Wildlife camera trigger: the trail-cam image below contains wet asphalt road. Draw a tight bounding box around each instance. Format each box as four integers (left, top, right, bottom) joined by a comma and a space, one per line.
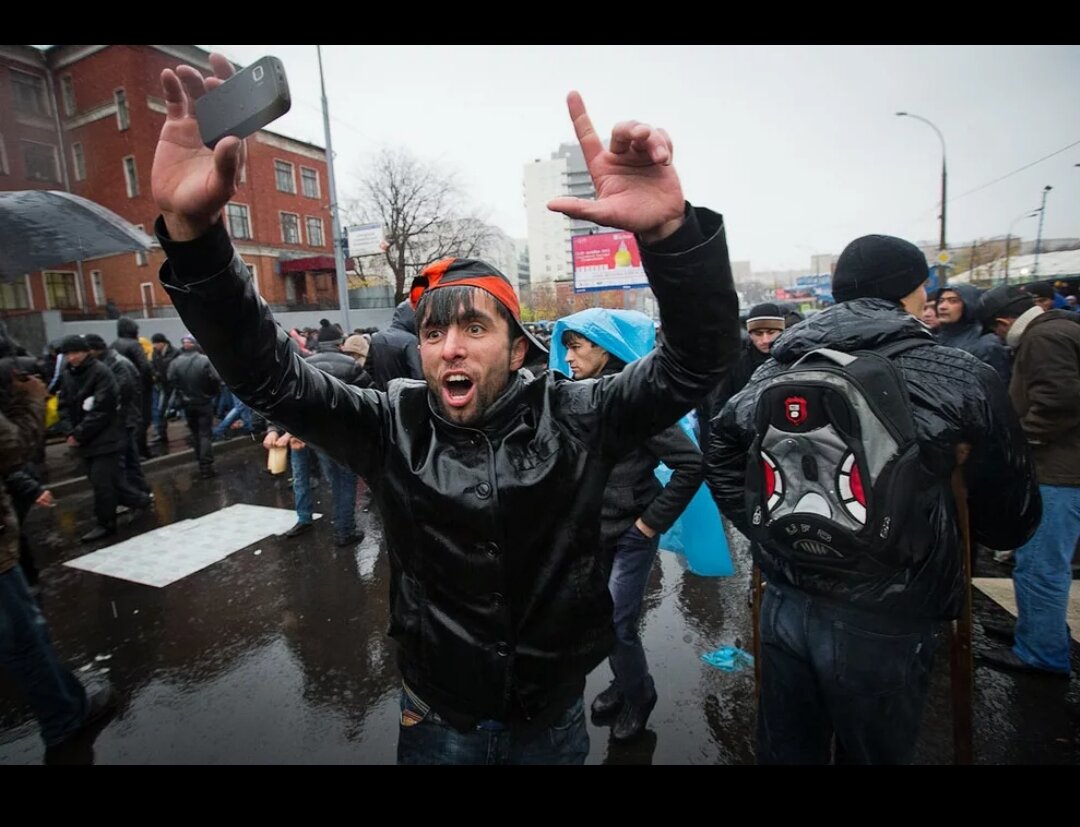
1, 442, 1078, 764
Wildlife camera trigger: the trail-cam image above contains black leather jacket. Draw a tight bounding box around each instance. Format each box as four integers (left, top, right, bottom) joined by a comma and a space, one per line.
58, 357, 124, 457
157, 205, 739, 731
706, 297, 1041, 620
306, 343, 373, 389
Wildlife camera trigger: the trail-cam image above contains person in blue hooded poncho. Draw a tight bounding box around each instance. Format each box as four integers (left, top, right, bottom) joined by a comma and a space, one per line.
550, 307, 729, 742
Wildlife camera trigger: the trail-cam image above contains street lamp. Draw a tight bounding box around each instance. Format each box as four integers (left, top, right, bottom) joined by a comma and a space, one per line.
896, 111, 948, 260
1005, 209, 1040, 284
1032, 185, 1053, 278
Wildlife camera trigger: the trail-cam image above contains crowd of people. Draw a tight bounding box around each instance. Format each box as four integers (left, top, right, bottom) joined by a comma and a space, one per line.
0, 52, 1076, 764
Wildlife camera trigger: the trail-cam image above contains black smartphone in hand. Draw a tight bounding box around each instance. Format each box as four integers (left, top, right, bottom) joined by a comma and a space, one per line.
195, 55, 291, 149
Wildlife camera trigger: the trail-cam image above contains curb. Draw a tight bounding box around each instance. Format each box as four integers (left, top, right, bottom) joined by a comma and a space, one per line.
48, 437, 261, 498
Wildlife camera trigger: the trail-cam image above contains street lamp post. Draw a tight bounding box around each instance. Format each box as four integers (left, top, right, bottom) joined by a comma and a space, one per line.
896, 111, 947, 266
1032, 185, 1053, 279
1005, 209, 1040, 284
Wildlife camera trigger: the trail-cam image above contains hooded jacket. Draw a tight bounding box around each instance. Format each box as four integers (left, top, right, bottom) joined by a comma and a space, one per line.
112, 318, 154, 389
934, 284, 1012, 384
157, 205, 739, 733
367, 300, 422, 390
706, 297, 1040, 620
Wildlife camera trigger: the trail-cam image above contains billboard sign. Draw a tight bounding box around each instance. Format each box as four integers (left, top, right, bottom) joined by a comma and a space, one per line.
572, 231, 647, 293
346, 223, 385, 258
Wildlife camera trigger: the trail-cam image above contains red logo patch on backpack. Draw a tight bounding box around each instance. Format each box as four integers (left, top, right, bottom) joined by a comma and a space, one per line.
784, 396, 808, 426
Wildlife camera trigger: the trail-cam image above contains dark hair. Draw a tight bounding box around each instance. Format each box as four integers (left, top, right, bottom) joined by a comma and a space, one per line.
560, 329, 592, 348
416, 285, 518, 346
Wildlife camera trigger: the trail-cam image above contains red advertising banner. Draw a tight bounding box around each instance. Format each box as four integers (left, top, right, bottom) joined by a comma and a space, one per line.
571, 231, 648, 292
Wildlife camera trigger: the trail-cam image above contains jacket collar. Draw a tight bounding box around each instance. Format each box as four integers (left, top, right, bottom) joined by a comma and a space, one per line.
1007, 305, 1045, 349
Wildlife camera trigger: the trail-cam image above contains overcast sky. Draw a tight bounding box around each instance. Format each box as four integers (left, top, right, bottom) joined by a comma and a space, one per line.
200, 45, 1079, 271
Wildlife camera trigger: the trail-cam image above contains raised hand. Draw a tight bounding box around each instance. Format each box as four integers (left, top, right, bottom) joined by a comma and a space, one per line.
547, 92, 685, 243
152, 53, 245, 240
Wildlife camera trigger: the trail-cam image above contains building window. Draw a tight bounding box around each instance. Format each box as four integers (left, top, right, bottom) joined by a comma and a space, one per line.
123, 156, 138, 197
115, 89, 130, 130
0, 134, 8, 175
0, 281, 30, 310
280, 212, 300, 244
61, 75, 76, 116
21, 141, 60, 182
11, 70, 50, 117
134, 225, 148, 266
227, 203, 252, 239
71, 142, 86, 181
90, 270, 105, 305
274, 160, 295, 194
305, 217, 324, 247
44, 271, 81, 310
300, 167, 320, 198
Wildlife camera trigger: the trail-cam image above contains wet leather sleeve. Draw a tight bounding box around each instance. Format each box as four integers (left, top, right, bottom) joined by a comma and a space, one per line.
568, 206, 741, 459
156, 218, 387, 478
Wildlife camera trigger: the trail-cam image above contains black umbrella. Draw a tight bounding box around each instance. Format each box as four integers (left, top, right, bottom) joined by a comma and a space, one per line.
0, 189, 153, 280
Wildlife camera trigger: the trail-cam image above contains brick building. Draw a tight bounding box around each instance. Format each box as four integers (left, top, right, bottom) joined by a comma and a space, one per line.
0, 44, 338, 321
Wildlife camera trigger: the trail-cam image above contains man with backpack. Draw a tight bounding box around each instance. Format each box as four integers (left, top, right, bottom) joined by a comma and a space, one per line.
705, 234, 1041, 764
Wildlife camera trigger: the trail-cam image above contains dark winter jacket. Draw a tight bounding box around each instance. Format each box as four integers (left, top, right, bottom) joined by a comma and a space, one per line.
58, 357, 124, 457
167, 348, 221, 407
368, 300, 422, 390
306, 342, 373, 389
1007, 307, 1080, 486
157, 205, 739, 733
697, 337, 772, 448
112, 318, 154, 390
596, 360, 704, 547
102, 349, 143, 430
0, 393, 44, 574
706, 297, 1041, 620
152, 342, 180, 389
934, 284, 1012, 384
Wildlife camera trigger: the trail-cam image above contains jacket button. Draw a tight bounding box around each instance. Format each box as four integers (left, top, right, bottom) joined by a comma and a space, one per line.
492, 592, 504, 607
485, 542, 500, 558
476, 482, 491, 498
496, 642, 510, 657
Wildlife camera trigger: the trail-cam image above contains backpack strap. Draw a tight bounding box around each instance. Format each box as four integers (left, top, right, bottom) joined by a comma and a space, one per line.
790, 347, 858, 369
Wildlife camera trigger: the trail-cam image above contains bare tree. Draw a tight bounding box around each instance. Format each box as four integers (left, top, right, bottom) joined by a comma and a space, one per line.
348, 148, 495, 304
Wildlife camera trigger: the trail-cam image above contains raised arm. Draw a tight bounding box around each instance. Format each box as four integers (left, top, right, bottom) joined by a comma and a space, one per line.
549, 93, 740, 454
151, 54, 387, 477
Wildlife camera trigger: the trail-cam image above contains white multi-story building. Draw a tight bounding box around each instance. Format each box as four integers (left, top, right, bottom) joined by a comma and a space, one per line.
523, 143, 603, 286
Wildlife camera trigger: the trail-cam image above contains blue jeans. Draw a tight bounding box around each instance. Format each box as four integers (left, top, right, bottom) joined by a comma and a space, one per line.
396, 687, 589, 765
212, 399, 253, 438
756, 582, 937, 764
0, 565, 88, 745
1012, 484, 1080, 674
291, 446, 357, 537
607, 523, 659, 705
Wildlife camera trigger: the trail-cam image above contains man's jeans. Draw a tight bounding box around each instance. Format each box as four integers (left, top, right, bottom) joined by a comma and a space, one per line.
1013, 484, 1080, 674
396, 687, 589, 765
0, 565, 88, 745
607, 523, 660, 705
212, 399, 253, 438
291, 446, 357, 539
756, 582, 937, 764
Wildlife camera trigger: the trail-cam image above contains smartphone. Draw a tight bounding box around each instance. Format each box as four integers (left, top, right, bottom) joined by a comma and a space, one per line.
195, 55, 291, 149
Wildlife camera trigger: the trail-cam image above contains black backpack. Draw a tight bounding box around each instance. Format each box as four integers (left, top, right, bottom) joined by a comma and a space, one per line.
745, 339, 933, 575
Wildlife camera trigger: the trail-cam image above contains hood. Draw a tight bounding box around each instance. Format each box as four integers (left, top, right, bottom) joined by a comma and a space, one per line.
935, 283, 983, 326
390, 299, 417, 335
769, 298, 932, 365
116, 317, 139, 339
548, 308, 655, 375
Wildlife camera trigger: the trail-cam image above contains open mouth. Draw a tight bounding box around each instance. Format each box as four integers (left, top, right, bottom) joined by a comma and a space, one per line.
442, 372, 476, 408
